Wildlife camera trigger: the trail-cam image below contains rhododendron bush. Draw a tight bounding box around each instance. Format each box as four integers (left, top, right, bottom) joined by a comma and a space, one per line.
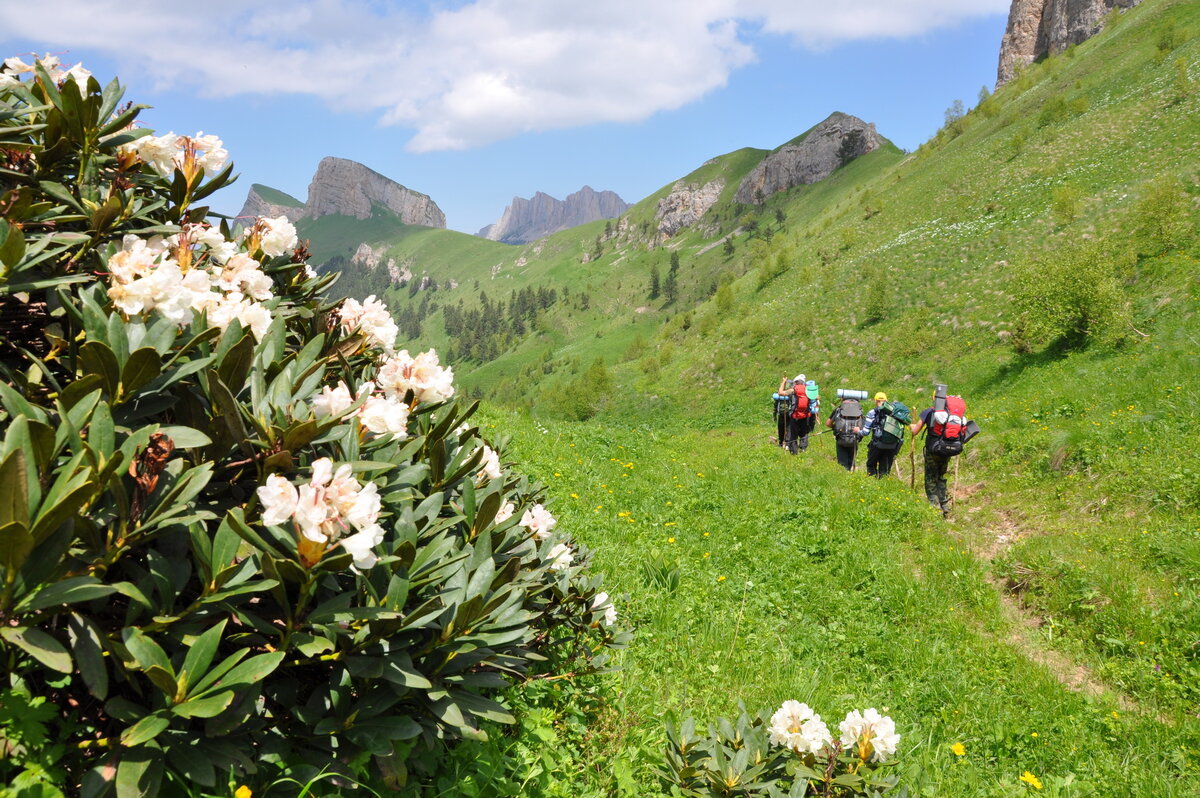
0, 57, 625, 796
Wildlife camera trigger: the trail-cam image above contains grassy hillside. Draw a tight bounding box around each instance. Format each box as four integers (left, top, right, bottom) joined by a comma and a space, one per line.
251, 182, 304, 207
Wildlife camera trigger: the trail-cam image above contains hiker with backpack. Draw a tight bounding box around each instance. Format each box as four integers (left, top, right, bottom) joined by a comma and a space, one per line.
860, 392, 911, 478
771, 377, 794, 449
826, 392, 864, 471
910, 386, 975, 518
776, 374, 815, 454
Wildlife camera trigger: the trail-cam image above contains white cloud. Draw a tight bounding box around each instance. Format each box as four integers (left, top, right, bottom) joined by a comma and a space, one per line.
0, 0, 1007, 151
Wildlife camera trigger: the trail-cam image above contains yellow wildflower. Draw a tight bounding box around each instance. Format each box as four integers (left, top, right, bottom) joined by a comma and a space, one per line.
235, 788, 253, 798
1020, 771, 1043, 790
668, 537, 676, 543
951, 742, 965, 757
717, 575, 726, 582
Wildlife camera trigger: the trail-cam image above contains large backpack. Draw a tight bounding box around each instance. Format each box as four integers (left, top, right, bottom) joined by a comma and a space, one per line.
875, 400, 910, 450
790, 385, 811, 420
929, 395, 967, 457
834, 400, 862, 444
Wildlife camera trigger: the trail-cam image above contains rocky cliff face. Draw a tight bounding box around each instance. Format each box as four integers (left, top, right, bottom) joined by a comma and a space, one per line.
303, 157, 446, 227
478, 186, 628, 244
656, 179, 724, 238
734, 113, 881, 205
236, 185, 305, 223
997, 0, 1142, 86
237, 158, 446, 228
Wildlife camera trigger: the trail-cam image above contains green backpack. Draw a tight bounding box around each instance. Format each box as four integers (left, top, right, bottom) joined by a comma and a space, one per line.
876, 401, 911, 450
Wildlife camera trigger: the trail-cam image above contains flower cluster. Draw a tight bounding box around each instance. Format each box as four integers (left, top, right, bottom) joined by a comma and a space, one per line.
767, 701, 833, 755
375, 348, 455, 403
768, 702, 900, 763
311, 381, 411, 437
340, 295, 399, 352
248, 216, 300, 259
476, 445, 502, 483
119, 131, 229, 180
257, 458, 385, 570
591, 591, 618, 627
519, 503, 557, 541
1, 54, 91, 92
105, 228, 282, 340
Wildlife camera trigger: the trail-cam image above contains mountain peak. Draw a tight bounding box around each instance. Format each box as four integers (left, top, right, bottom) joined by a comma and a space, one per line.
477, 186, 629, 245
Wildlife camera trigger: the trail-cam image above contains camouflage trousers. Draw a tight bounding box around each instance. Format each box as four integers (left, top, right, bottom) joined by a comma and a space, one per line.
924, 450, 953, 513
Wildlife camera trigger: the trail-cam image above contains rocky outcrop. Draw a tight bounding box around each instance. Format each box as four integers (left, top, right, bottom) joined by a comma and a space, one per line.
240, 159, 445, 228
236, 184, 305, 223
478, 186, 628, 244
997, 0, 1142, 86
656, 179, 724, 238
303, 157, 445, 227
734, 113, 881, 205
350, 242, 413, 286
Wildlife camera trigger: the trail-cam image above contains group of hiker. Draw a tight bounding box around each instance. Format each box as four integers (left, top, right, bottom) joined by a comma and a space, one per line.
772, 376, 979, 518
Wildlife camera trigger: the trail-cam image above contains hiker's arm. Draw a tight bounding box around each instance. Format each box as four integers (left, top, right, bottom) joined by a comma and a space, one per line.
778, 377, 788, 393
910, 420, 925, 435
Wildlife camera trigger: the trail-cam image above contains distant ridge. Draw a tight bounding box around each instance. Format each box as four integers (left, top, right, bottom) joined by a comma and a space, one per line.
477, 186, 629, 244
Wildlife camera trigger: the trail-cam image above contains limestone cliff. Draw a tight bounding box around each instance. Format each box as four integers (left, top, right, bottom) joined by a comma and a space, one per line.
997, 0, 1142, 86
303, 157, 445, 227
237, 158, 446, 229
236, 184, 305, 223
656, 179, 724, 238
734, 112, 881, 205
478, 186, 628, 244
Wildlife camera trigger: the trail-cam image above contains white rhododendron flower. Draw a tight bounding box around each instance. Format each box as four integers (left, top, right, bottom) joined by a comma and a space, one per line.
207, 293, 272, 341
215, 253, 273, 300
340, 295, 399, 352
768, 701, 833, 755
192, 132, 228, 177
519, 503, 556, 541
258, 215, 297, 258
376, 348, 454, 403
312, 382, 355, 419
358, 394, 410, 436
839, 708, 899, 763
3, 56, 33, 73
476, 445, 501, 483
494, 501, 515, 524
60, 63, 92, 92
120, 131, 228, 179
547, 542, 574, 572
0, 73, 19, 90
257, 458, 384, 570
192, 226, 239, 264
257, 474, 298, 527
2, 55, 89, 91
591, 592, 617, 627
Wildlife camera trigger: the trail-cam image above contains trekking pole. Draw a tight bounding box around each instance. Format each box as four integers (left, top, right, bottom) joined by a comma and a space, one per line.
909, 437, 916, 490
952, 456, 961, 511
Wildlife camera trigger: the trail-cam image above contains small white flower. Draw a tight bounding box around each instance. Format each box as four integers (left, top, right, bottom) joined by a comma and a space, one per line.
259, 215, 297, 257
519, 503, 556, 541
341, 295, 399, 352
257, 474, 299, 527
60, 62, 92, 92
192, 132, 228, 177
494, 501, 515, 524
3, 57, 33, 73
312, 382, 354, 419
341, 523, 385, 570
476, 444, 502, 484
547, 542, 573, 572
0, 73, 19, 90
358, 394, 410, 436
839, 708, 899, 763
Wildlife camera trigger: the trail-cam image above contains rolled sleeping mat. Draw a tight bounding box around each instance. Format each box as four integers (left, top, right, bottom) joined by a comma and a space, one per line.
836, 389, 869, 401
962, 419, 981, 443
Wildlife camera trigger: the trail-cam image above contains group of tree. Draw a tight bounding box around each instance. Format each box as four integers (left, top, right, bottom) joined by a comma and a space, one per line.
442, 286, 558, 362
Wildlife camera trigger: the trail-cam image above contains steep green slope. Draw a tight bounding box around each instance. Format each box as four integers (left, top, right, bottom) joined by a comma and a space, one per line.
250, 183, 303, 207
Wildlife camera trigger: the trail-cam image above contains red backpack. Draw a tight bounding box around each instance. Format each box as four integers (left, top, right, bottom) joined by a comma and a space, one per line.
929, 395, 966, 456
790, 386, 810, 420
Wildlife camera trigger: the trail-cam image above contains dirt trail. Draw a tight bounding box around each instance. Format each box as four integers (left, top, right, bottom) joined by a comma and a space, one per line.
950, 480, 1145, 714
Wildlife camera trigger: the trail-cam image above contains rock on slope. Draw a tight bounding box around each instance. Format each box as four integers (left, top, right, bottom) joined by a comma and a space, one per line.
237, 157, 446, 228
734, 112, 881, 205
997, 0, 1143, 86
478, 186, 628, 244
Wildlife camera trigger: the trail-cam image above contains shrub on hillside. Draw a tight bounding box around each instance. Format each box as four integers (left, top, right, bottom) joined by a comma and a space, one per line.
1132, 175, 1194, 256
0, 57, 626, 796
1009, 240, 1132, 351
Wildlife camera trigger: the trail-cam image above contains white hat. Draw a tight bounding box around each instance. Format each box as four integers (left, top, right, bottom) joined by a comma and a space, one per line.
795, 374, 805, 383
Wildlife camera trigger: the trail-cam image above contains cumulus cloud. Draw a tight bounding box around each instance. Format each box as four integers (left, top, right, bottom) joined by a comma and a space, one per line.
0, 0, 1007, 151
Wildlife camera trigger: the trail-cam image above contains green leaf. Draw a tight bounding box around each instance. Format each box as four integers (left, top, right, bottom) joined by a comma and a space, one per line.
0, 218, 26, 268
120, 713, 170, 747
68, 613, 109, 699
193, 651, 283, 695
121, 627, 172, 673
180, 619, 226, 692
155, 425, 212, 449
172, 691, 234, 718
120, 348, 162, 397
0, 626, 72, 672
20, 576, 116, 612
0, 450, 30, 529
79, 341, 120, 397
115, 746, 163, 798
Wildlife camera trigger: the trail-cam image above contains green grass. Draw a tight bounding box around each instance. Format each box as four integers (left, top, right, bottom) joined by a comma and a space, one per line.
250, 183, 304, 208
483, 411, 1200, 796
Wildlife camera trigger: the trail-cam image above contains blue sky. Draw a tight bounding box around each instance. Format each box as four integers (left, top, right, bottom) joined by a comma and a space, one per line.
1, 1, 1010, 234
